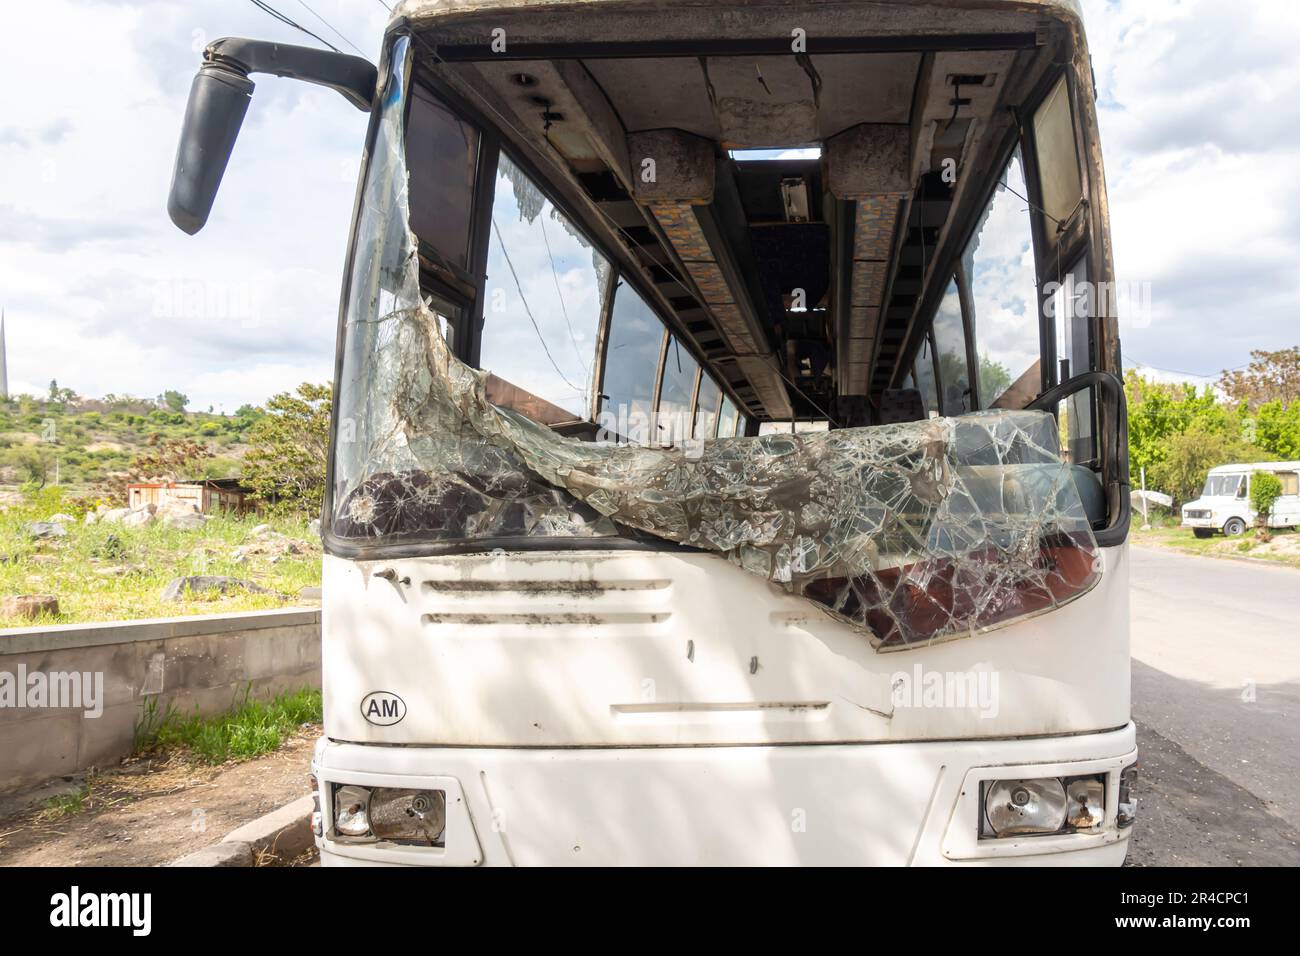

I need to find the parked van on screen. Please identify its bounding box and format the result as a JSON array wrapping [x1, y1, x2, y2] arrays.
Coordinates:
[[1181, 462, 1300, 537]]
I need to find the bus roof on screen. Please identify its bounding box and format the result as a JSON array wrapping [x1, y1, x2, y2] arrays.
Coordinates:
[[394, 0, 1087, 35]]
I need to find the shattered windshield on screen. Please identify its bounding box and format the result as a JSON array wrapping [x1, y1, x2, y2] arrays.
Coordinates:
[[328, 38, 1102, 648]]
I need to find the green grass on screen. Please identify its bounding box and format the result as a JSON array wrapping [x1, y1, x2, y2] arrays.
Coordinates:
[[135, 687, 322, 765], [0, 490, 321, 629], [38, 783, 92, 820], [34, 778, 132, 822], [1134, 522, 1300, 567]]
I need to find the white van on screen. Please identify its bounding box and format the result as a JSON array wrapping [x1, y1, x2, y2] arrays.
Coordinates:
[[1181, 461, 1300, 537]]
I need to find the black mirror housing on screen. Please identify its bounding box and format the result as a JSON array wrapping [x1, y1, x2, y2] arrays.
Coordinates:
[[167, 38, 377, 234]]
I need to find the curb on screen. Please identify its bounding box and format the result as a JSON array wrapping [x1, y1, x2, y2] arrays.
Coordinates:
[[169, 794, 314, 867]]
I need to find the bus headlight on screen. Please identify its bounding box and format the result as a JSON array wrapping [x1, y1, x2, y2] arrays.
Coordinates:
[[1065, 777, 1105, 829], [983, 778, 1067, 836], [333, 785, 371, 836], [369, 788, 446, 846], [330, 785, 447, 845]]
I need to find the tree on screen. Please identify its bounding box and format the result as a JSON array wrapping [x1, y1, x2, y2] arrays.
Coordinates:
[[10, 444, 51, 490], [158, 390, 189, 413], [1219, 347, 1300, 411], [1148, 422, 1262, 506], [241, 383, 332, 515], [1125, 371, 1227, 479], [47, 380, 77, 405], [977, 353, 1011, 405], [1254, 400, 1300, 460]]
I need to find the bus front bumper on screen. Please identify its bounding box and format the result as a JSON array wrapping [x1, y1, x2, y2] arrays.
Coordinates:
[[312, 723, 1137, 866]]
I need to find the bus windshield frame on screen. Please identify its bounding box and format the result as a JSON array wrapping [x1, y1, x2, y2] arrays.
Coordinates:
[[323, 16, 1128, 564]]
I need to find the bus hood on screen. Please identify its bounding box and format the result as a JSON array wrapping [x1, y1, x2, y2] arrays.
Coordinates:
[[321, 544, 1130, 746]]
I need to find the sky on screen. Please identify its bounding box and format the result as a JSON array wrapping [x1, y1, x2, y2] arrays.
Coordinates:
[[0, 0, 1297, 411]]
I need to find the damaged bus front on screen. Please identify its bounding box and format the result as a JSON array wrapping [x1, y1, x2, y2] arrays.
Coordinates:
[[169, 0, 1136, 865]]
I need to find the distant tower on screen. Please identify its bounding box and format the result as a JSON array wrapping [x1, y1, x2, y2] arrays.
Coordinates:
[[0, 309, 7, 401]]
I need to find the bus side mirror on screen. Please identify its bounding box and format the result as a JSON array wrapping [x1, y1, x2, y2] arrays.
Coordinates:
[[168, 38, 377, 235]]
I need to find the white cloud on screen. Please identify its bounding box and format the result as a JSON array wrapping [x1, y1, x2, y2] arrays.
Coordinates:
[[0, 0, 387, 411], [0, 0, 1295, 413], [1081, 0, 1300, 378]]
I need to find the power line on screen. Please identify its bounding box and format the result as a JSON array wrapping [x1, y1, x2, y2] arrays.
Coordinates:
[[293, 0, 366, 57], [490, 217, 589, 400], [537, 211, 591, 387], [246, 0, 341, 53]]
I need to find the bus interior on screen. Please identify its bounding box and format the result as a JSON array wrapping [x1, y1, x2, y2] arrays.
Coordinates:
[[388, 2, 1126, 543]]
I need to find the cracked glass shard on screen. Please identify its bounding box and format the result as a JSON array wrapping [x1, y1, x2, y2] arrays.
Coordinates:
[[331, 37, 1101, 649]]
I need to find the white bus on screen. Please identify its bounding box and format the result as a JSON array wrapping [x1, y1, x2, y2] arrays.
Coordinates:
[[169, 0, 1136, 865], [1182, 461, 1300, 537]]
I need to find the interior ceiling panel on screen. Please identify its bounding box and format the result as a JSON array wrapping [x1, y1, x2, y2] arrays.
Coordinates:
[[584, 58, 719, 138], [703, 55, 819, 147], [812, 53, 921, 136], [918, 51, 1017, 125]]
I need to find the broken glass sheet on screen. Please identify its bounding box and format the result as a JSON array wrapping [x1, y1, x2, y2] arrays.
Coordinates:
[[331, 38, 1101, 648]]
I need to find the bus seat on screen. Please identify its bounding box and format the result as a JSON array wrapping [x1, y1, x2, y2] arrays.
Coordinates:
[[1069, 464, 1107, 528]]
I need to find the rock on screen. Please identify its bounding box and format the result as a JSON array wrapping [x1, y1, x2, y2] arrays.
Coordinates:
[[48, 513, 76, 523], [307, 518, 321, 537], [160, 575, 274, 602], [24, 521, 67, 539], [298, 586, 322, 600], [161, 510, 207, 530], [121, 508, 155, 528], [99, 507, 132, 525], [1, 595, 59, 619], [157, 500, 200, 517], [249, 524, 275, 537], [83, 512, 98, 525]]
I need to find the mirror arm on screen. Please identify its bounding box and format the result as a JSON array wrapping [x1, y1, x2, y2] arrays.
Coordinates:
[[204, 38, 377, 112]]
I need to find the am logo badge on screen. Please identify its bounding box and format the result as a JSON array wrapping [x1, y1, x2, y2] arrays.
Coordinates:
[[361, 690, 406, 725]]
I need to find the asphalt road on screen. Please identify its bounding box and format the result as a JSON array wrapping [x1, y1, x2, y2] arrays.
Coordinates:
[[1127, 545, 1300, 865]]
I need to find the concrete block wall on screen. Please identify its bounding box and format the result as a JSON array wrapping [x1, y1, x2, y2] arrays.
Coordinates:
[[0, 608, 321, 793]]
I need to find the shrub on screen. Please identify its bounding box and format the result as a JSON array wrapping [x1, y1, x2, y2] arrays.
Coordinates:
[[1250, 470, 1283, 537]]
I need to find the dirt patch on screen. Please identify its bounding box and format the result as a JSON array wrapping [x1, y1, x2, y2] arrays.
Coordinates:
[[0, 729, 318, 867], [1214, 533, 1300, 559]]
